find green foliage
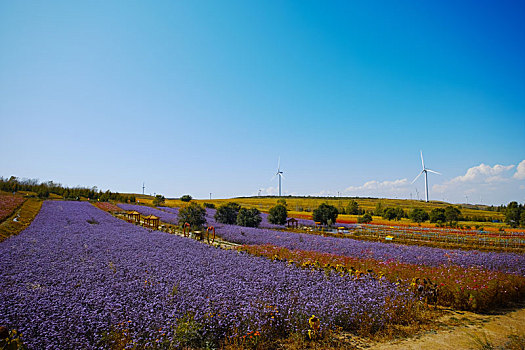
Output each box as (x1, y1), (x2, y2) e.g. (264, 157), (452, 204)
(0, 177), (135, 203)
(505, 201), (524, 228)
(312, 203), (339, 226)
(409, 208), (429, 223)
(268, 204), (288, 225)
(444, 205), (461, 223)
(178, 202), (206, 230)
(357, 213), (372, 223)
(180, 194), (193, 202)
(152, 194), (165, 206)
(382, 207), (405, 221)
(203, 202), (215, 209)
(214, 202), (241, 224)
(374, 202), (384, 216)
(346, 200), (360, 215)
(429, 208), (446, 223)
(276, 198), (287, 207)
(236, 208), (262, 227)
(172, 313), (204, 348)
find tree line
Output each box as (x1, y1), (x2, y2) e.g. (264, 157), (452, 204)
(0, 176), (136, 203)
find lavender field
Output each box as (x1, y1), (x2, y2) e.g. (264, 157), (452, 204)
(0, 201), (416, 348)
(128, 204), (525, 275)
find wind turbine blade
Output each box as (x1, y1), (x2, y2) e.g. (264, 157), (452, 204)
(411, 170), (424, 184)
(280, 173), (285, 179)
(420, 150), (425, 169)
(426, 169), (441, 175)
(277, 156), (280, 171)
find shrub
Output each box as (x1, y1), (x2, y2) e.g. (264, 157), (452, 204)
(178, 202), (206, 230)
(215, 202), (241, 224)
(203, 202), (215, 209)
(180, 195), (192, 202)
(409, 208), (429, 223)
(358, 213), (372, 223)
(268, 204), (287, 225)
(312, 203), (338, 226)
(430, 208), (446, 223)
(236, 208), (262, 227)
(152, 195), (165, 206)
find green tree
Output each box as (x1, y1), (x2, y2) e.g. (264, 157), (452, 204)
(214, 202), (241, 224)
(178, 202), (206, 230)
(180, 195), (192, 202)
(312, 203), (339, 226)
(374, 202), (384, 216)
(409, 208), (429, 223)
(505, 202), (522, 228)
(444, 205), (461, 224)
(276, 199), (287, 207)
(429, 208), (446, 223)
(236, 208), (262, 227)
(153, 194), (165, 206)
(346, 200), (359, 215)
(382, 208), (397, 220)
(268, 204), (288, 225)
(358, 213), (372, 223)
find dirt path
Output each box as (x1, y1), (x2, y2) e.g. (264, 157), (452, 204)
(370, 304), (525, 349)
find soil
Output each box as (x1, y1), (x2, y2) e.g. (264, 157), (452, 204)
(368, 302), (525, 349)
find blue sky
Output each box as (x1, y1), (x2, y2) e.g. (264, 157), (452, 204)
(1, 1), (524, 205)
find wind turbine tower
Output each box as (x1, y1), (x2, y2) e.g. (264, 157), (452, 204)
(411, 151), (441, 202)
(274, 158), (284, 197)
(142, 182), (145, 195)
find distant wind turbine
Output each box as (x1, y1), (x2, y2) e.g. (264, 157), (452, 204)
(411, 151), (441, 202)
(272, 157), (284, 197)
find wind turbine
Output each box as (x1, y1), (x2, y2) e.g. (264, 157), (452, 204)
(411, 151), (441, 202)
(273, 157), (284, 197)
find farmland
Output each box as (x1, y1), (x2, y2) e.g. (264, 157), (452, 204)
(1, 198), (524, 349)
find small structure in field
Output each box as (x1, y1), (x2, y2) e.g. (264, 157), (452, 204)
(143, 215), (159, 229)
(127, 211), (141, 223)
(286, 218), (299, 228)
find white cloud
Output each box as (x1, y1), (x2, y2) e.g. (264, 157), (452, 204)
(514, 160), (525, 180)
(345, 178), (409, 192)
(432, 161), (524, 204)
(451, 163), (514, 184)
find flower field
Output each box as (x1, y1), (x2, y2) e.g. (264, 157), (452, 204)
(239, 244), (525, 312)
(0, 201), (421, 348)
(117, 203), (179, 225)
(0, 193), (26, 222)
(206, 217), (525, 276)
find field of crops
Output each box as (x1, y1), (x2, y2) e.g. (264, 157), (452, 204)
(1, 201), (425, 348)
(0, 193), (25, 222)
(1, 200), (524, 348)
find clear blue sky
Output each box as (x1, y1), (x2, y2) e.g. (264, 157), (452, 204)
(1, 1), (524, 205)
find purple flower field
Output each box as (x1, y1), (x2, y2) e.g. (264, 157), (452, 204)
(148, 205), (525, 276)
(117, 203), (179, 225)
(0, 201), (413, 348)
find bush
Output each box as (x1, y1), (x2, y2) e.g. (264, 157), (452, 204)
(312, 203), (338, 226)
(430, 208), (446, 223)
(357, 213), (372, 223)
(178, 202), (206, 230)
(153, 195), (165, 206)
(346, 200), (359, 215)
(236, 208), (262, 227)
(268, 204), (287, 225)
(409, 208), (429, 223)
(180, 195), (192, 202)
(215, 202), (241, 224)
(203, 202), (215, 209)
